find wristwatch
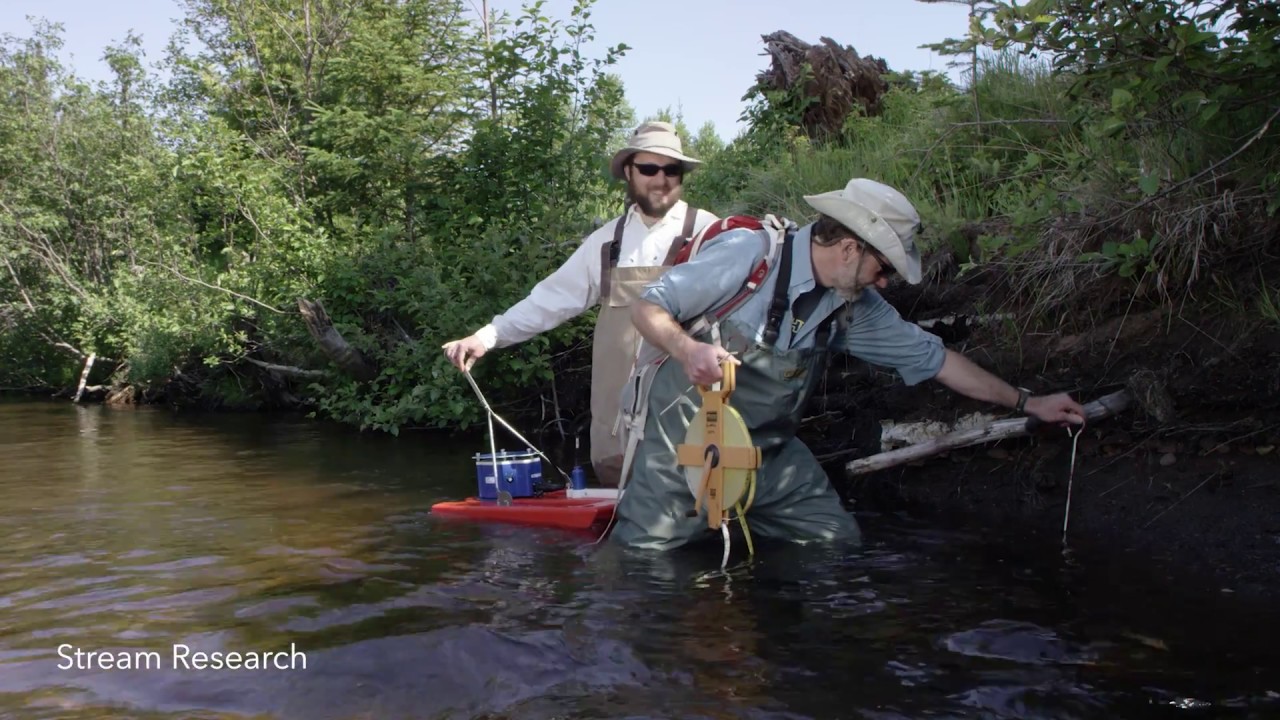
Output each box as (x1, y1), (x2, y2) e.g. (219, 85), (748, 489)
(1014, 387), (1032, 414)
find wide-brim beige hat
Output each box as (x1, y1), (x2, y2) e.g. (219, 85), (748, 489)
(803, 178), (924, 284)
(610, 121), (702, 180)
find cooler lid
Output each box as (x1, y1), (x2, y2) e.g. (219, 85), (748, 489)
(473, 448), (539, 461)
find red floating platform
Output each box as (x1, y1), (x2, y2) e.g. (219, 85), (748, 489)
(430, 489), (617, 532)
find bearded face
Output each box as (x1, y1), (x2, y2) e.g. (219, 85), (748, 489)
(624, 151), (684, 218)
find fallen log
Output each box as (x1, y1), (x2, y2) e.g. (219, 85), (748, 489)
(845, 389), (1132, 476)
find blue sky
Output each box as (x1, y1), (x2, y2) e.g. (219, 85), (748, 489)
(2, 0), (972, 141)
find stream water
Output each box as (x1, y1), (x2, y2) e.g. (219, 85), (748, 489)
(1, 398), (1276, 719)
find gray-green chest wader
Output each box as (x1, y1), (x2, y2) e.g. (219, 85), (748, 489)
(611, 233), (861, 550)
(589, 209), (699, 487)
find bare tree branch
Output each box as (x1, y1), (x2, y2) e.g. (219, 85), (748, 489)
(243, 356), (328, 378)
(142, 260), (291, 315)
(0, 199), (89, 300)
(297, 297), (378, 382)
(1111, 104), (1280, 225)
(2, 257), (39, 313)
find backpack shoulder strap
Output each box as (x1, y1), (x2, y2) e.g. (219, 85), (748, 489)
(683, 217), (794, 339)
(709, 215), (792, 323)
(673, 215), (764, 266)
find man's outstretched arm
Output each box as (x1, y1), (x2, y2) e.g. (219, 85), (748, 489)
(441, 222), (614, 372)
(933, 349), (1086, 424)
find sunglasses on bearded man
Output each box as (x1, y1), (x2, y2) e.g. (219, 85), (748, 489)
(630, 162), (683, 178)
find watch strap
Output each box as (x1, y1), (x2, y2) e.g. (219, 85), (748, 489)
(1015, 387), (1031, 414)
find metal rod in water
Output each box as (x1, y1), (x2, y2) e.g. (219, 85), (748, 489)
(486, 405), (499, 499)
(462, 369), (569, 482)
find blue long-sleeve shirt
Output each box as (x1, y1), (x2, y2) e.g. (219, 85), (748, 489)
(639, 223), (945, 386)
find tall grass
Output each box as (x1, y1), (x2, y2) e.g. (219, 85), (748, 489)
(692, 47), (1279, 329)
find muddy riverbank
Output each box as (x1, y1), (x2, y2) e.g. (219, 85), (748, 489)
(808, 296), (1280, 611)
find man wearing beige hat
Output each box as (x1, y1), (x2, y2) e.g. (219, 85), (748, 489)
(443, 121), (718, 487)
(612, 178), (1086, 550)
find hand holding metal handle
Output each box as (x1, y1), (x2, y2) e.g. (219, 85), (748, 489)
(698, 356), (737, 397)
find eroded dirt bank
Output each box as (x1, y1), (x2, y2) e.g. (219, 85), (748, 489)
(805, 290), (1280, 611)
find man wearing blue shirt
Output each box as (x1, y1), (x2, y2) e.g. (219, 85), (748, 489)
(614, 178), (1086, 550)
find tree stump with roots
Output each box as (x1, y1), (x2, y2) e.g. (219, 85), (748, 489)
(755, 30), (891, 139)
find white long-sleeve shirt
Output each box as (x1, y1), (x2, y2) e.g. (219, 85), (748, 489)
(476, 201), (718, 349)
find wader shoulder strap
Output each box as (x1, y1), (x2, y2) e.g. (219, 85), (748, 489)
(660, 208), (700, 266)
(813, 303), (851, 349)
(598, 212), (629, 301)
(601, 207), (701, 299)
(760, 231), (795, 348)
(615, 349), (669, 492)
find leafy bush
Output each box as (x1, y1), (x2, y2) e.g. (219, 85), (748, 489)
(4, 0), (1276, 432)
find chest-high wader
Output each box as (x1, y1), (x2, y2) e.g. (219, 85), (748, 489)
(612, 228), (857, 559)
(588, 207), (699, 487)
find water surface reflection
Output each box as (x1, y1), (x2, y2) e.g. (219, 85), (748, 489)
(0, 399), (1276, 719)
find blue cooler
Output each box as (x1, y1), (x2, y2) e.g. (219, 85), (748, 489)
(474, 449), (542, 500)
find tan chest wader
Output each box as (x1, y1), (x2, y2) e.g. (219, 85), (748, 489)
(611, 229), (861, 556)
(588, 208), (700, 487)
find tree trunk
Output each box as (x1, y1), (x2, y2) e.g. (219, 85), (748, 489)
(244, 356), (328, 379)
(73, 353), (96, 403)
(296, 298), (378, 382)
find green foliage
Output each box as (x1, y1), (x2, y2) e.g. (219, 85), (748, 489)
(741, 59), (821, 142)
(2, 2), (621, 428)
(1259, 276), (1280, 329)
(690, 80), (970, 252)
(0, 22), (204, 386)
(964, 0), (1280, 310)
(988, 0), (1279, 184)
(1077, 234), (1160, 280)
(698, 0), (1277, 322)
(310, 0), (630, 433)
(5, 0), (1277, 435)
(448, 0), (629, 227)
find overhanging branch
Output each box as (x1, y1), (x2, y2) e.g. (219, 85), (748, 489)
(243, 356), (328, 379)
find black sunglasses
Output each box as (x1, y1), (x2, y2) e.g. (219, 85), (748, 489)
(631, 162), (683, 178)
(862, 243), (897, 279)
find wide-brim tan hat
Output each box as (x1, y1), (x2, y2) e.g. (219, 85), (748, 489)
(610, 121), (701, 180)
(803, 178), (924, 284)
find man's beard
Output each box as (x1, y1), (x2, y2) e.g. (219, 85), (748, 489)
(627, 184), (679, 218)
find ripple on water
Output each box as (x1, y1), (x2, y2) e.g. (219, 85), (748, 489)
(942, 619), (1102, 666)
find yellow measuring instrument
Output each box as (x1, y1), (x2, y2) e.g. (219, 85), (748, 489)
(675, 358), (760, 562)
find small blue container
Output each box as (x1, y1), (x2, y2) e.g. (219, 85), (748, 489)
(569, 465), (587, 490)
(474, 449), (542, 500)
